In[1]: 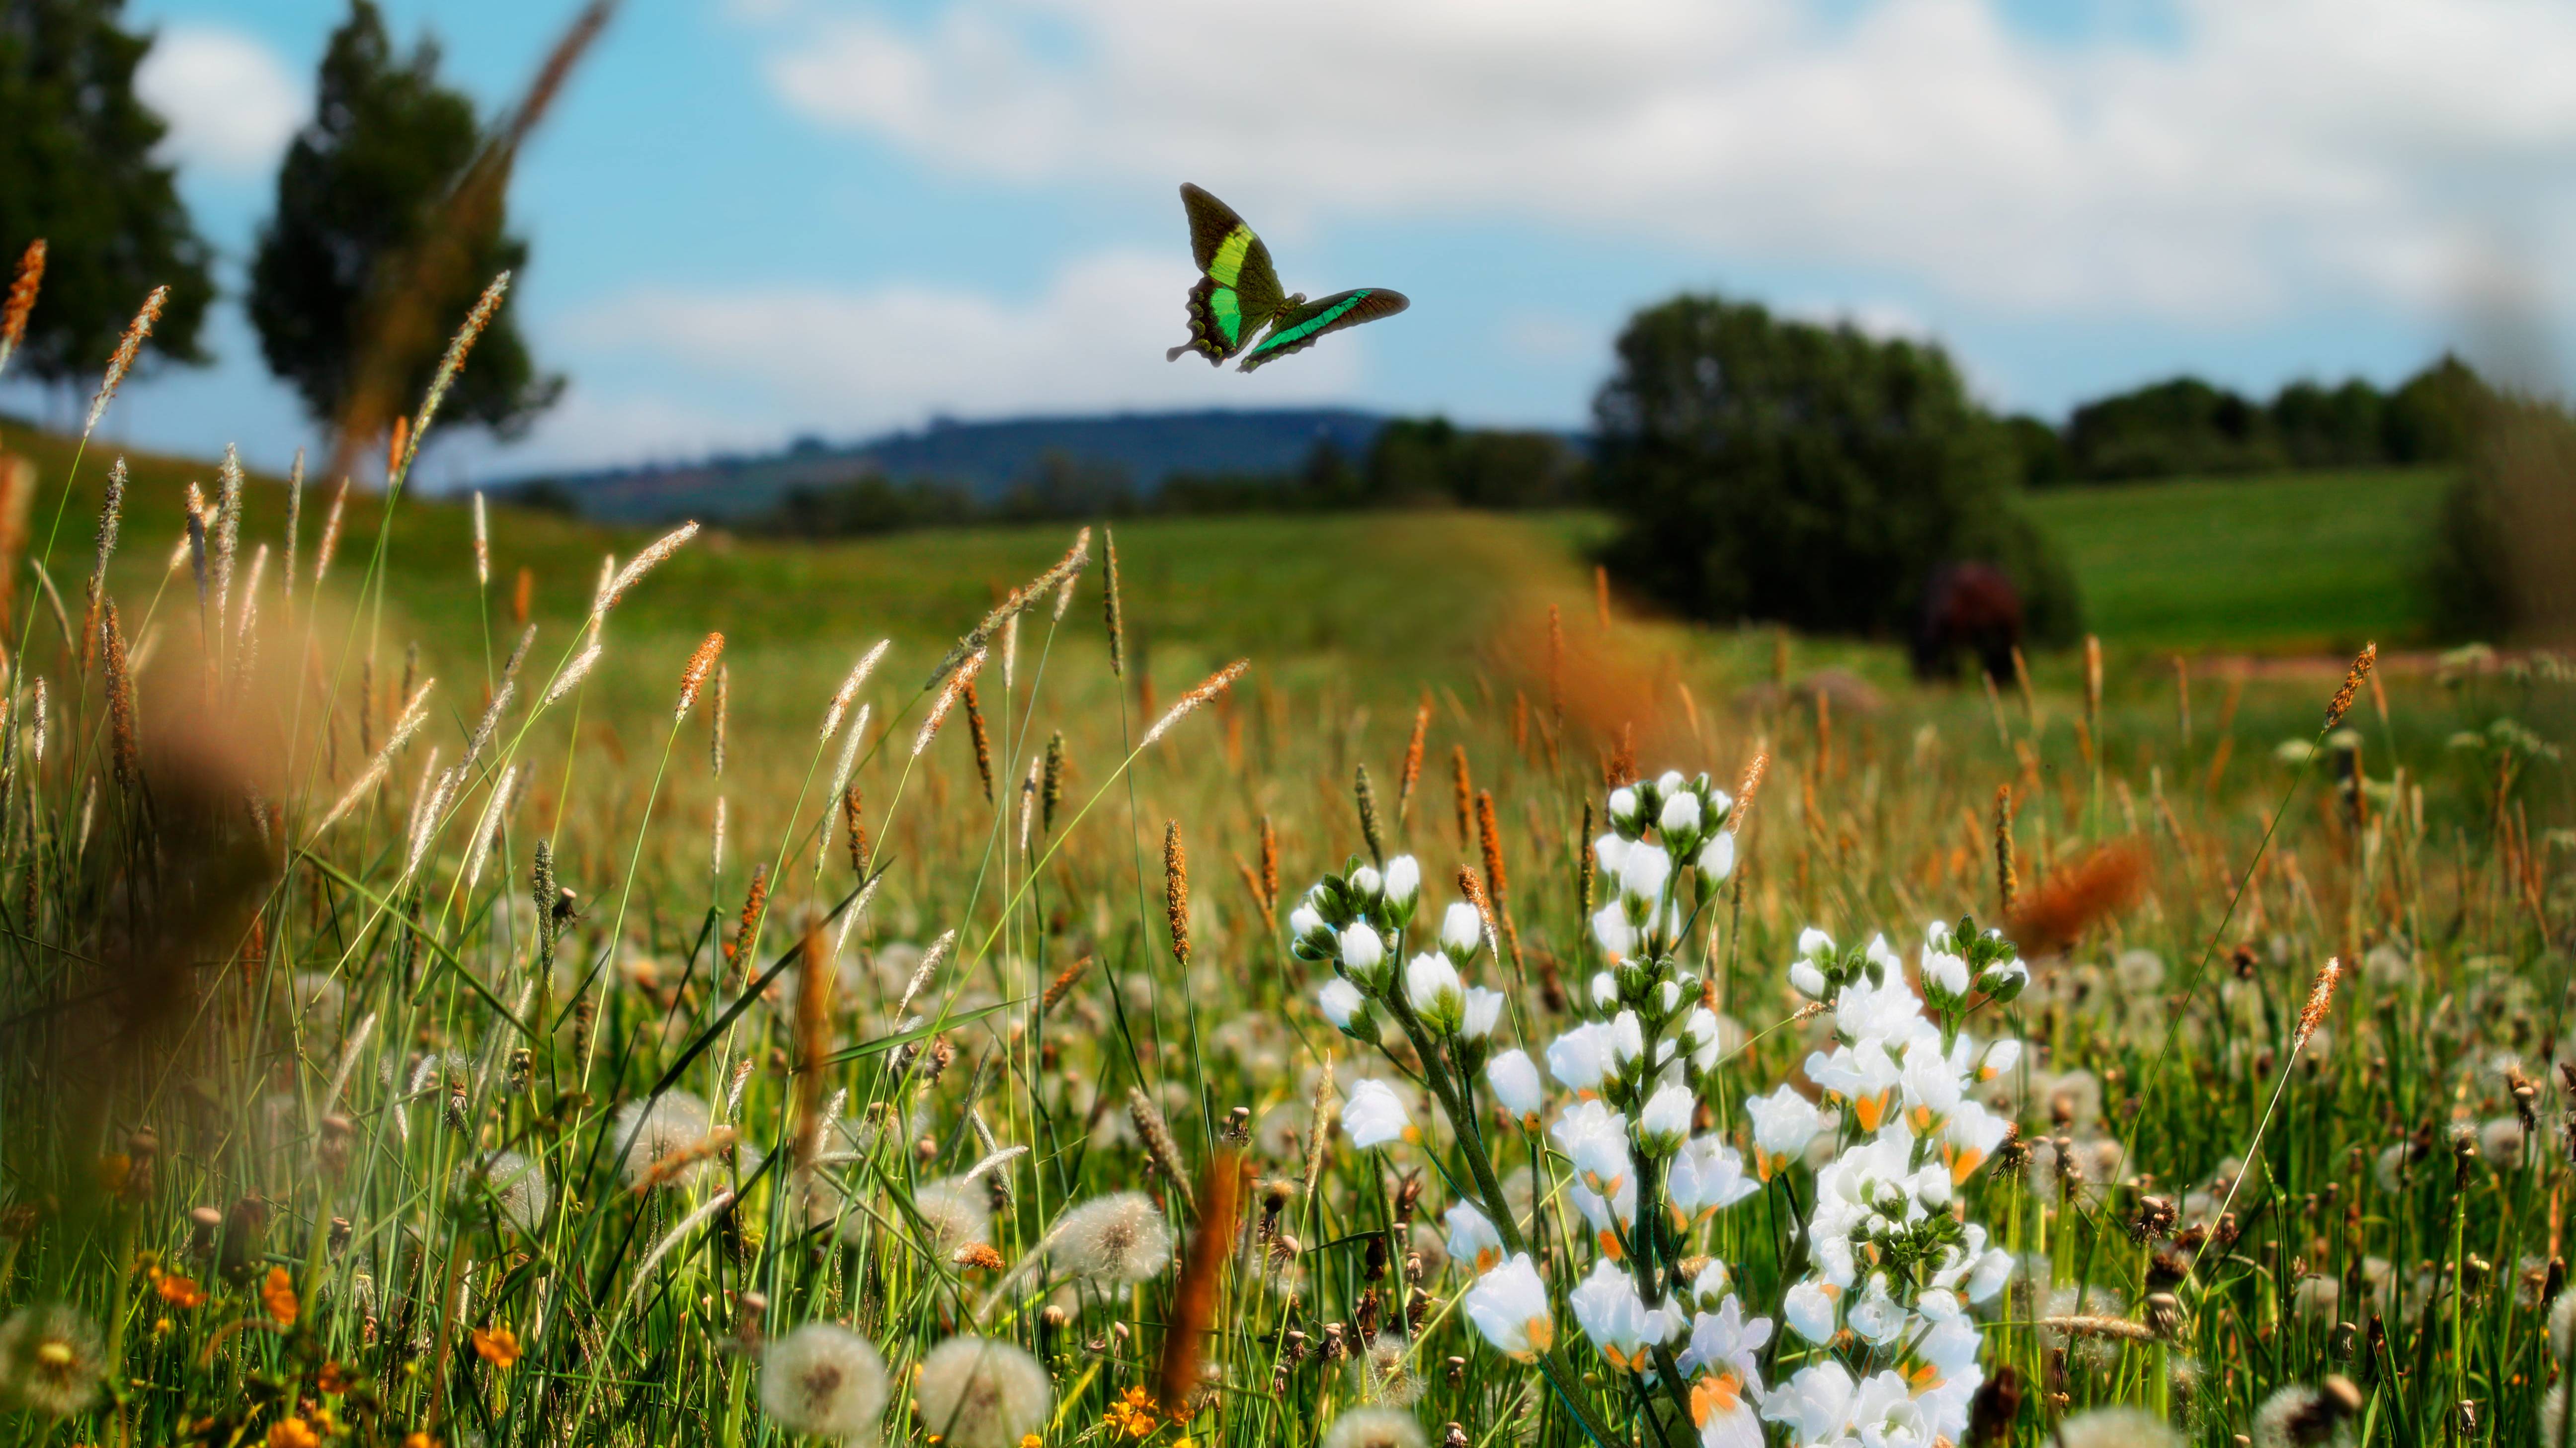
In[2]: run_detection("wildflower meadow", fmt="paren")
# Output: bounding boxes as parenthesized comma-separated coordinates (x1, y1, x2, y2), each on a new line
(0, 270, 2573, 1448)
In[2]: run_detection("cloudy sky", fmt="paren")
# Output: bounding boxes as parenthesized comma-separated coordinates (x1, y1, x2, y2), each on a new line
(46, 0, 2576, 482)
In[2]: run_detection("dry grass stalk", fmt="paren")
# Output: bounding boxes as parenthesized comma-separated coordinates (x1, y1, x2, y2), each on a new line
(1397, 694, 1430, 825)
(1733, 753, 1769, 835)
(1354, 764, 1385, 864)
(1475, 790, 1508, 904)
(1041, 954, 1093, 1011)
(1103, 529, 1126, 677)
(1164, 821, 1191, 965)
(1258, 815, 1278, 911)
(710, 663, 728, 777)
(1451, 746, 1472, 848)
(80, 459, 124, 669)
(892, 930, 955, 1020)
(314, 479, 349, 589)
(821, 640, 890, 742)
(1993, 786, 2017, 917)
(1128, 1087, 1195, 1210)
(963, 681, 994, 802)
(600, 522, 701, 618)
(2324, 642, 2378, 730)
(471, 491, 489, 588)
(1157, 1146, 1245, 1416)
(316, 679, 436, 833)
(84, 284, 166, 438)
(2040, 1315, 2157, 1343)
(461, 764, 520, 893)
(1139, 660, 1249, 749)
(2006, 842, 2146, 957)
(792, 918, 830, 1179)
(675, 632, 724, 720)
(401, 272, 511, 482)
(1042, 730, 1066, 833)
(913, 649, 985, 759)
(842, 785, 869, 878)
(724, 864, 770, 984)
(2294, 956, 2342, 1052)
(541, 643, 603, 708)
(0, 238, 43, 375)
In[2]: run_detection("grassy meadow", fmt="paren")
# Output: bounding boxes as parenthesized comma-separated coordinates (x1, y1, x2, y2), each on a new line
(0, 404, 2569, 1448)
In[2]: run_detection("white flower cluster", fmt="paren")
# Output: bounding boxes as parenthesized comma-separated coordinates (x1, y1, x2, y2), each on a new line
(1763, 921, 2027, 1448)
(1291, 852, 1508, 1150)
(1288, 769, 2031, 1448)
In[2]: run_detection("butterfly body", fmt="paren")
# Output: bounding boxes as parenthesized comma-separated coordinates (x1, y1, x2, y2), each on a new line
(1167, 183, 1405, 371)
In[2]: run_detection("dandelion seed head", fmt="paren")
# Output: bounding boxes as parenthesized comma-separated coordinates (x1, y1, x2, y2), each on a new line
(912, 1335, 1050, 1448)
(1360, 1333, 1423, 1407)
(1322, 1405, 1427, 1448)
(2055, 1407, 2181, 1448)
(612, 1091, 715, 1190)
(457, 1150, 551, 1237)
(1052, 1192, 1170, 1285)
(759, 1322, 888, 1439)
(913, 1176, 992, 1258)
(0, 1304, 103, 1418)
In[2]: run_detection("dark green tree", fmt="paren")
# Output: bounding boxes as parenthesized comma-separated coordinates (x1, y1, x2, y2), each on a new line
(0, 0, 213, 384)
(2064, 376, 2282, 480)
(1593, 294, 2078, 642)
(249, 0, 559, 437)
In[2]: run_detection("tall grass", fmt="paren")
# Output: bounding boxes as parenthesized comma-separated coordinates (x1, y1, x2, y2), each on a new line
(0, 298, 2571, 1448)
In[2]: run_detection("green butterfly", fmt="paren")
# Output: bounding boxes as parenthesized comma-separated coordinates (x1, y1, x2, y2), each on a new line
(1165, 183, 1409, 373)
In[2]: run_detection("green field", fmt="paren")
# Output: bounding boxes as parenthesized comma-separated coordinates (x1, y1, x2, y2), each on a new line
(2025, 466, 2450, 652)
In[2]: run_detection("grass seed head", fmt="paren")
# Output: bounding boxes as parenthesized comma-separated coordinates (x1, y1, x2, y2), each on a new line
(83, 284, 165, 438)
(0, 238, 42, 371)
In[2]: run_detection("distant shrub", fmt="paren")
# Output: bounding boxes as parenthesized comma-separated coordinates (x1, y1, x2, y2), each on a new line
(1592, 293, 2080, 644)
(2427, 393, 2576, 641)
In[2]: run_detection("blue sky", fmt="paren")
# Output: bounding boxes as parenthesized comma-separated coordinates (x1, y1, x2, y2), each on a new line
(40, 0, 2576, 483)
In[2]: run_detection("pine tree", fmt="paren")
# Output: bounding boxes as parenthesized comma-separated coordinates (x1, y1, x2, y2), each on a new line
(0, 0, 214, 385)
(248, 0, 559, 440)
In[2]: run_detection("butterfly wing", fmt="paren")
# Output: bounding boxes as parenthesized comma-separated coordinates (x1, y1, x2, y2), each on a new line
(1237, 288, 1410, 373)
(1168, 183, 1286, 365)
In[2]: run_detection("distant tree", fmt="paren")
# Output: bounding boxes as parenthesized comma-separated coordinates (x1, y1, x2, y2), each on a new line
(0, 0, 213, 384)
(1366, 417, 1587, 509)
(2268, 378, 2386, 468)
(1593, 294, 2078, 643)
(249, 0, 559, 437)
(2002, 414, 2069, 488)
(2064, 376, 2282, 481)
(2383, 354, 2491, 465)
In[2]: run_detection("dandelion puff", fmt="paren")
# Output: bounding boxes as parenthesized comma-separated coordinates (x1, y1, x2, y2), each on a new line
(83, 284, 165, 438)
(611, 1091, 716, 1190)
(760, 1323, 888, 1439)
(0, 1303, 103, 1418)
(913, 1336, 1051, 1448)
(2544, 1385, 2566, 1448)
(2055, 1407, 2181, 1448)
(1323, 1405, 1427, 1448)
(1050, 1192, 1171, 1285)
(910, 1177, 991, 1259)
(1359, 1333, 1423, 1407)
(2553, 1285, 2576, 1360)
(595, 521, 700, 617)
(1139, 659, 1249, 749)
(2253, 1377, 2361, 1448)
(457, 1150, 551, 1237)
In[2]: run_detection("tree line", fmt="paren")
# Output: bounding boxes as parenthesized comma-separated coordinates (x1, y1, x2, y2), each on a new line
(0, 0, 558, 443)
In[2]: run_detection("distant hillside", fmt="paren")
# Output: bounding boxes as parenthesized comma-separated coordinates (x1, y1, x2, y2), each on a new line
(510, 408, 1393, 522)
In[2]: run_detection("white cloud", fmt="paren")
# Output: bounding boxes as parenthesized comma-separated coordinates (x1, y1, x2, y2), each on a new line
(754, 0, 2576, 326)
(136, 24, 306, 179)
(553, 250, 1371, 450)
